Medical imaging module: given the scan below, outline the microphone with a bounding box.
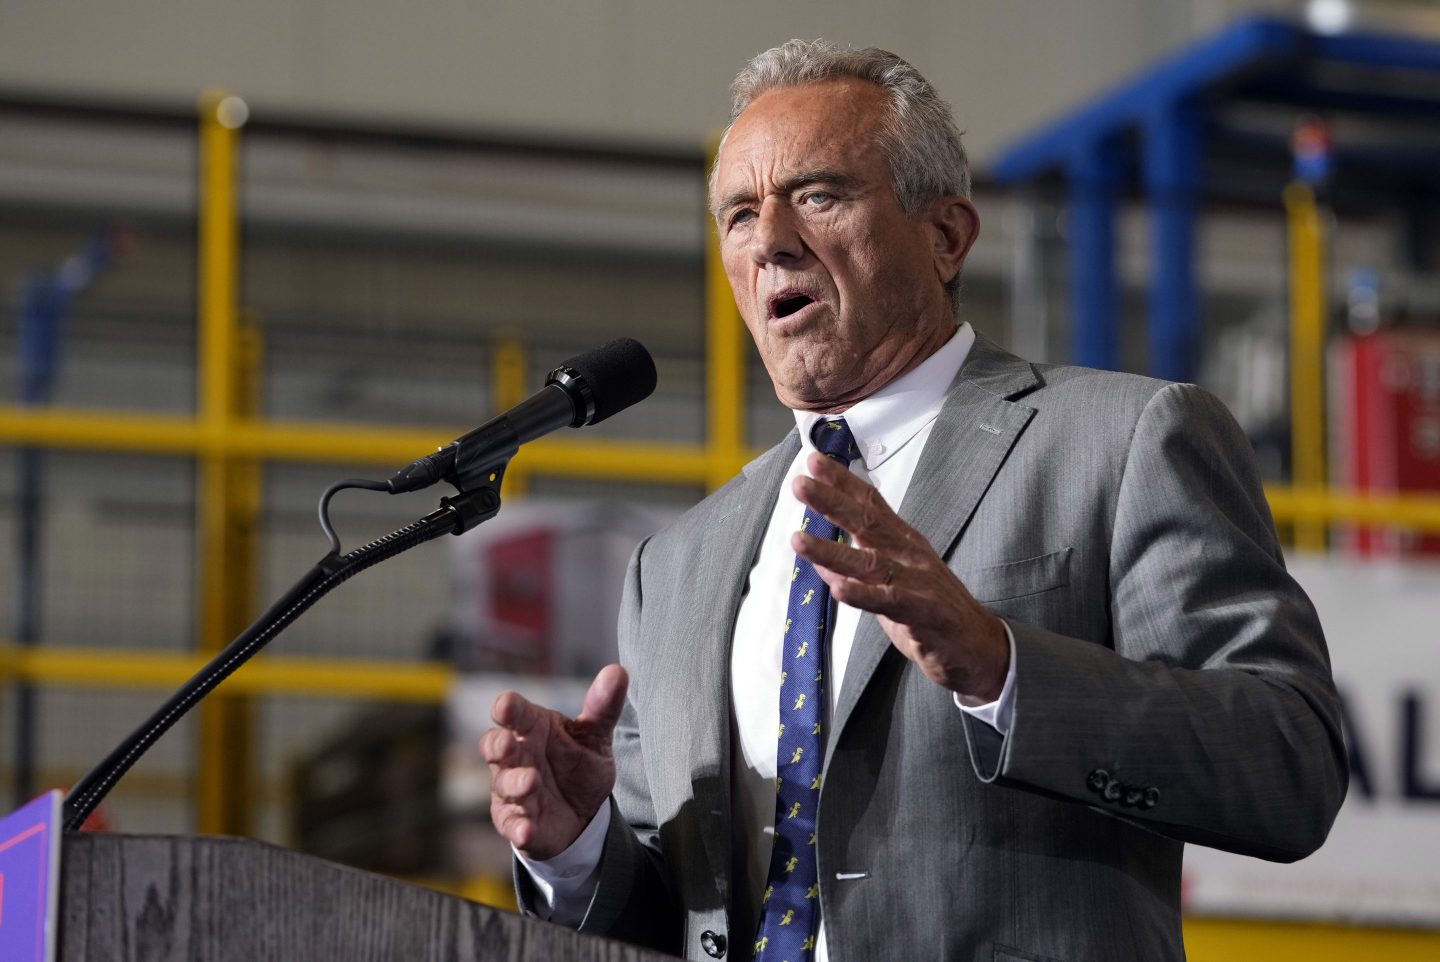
[387,337,656,494]
[64,340,657,831]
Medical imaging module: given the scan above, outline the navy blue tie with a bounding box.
[753,417,858,961]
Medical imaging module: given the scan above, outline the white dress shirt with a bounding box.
[519,323,1018,958]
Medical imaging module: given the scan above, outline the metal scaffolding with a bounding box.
[0,92,753,837]
[991,14,1440,548]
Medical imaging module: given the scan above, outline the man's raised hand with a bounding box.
[482,663,629,860]
[792,452,1009,705]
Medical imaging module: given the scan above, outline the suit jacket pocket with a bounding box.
[957,547,1071,604]
[994,945,1068,962]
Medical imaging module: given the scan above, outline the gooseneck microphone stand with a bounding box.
[61,467,507,831]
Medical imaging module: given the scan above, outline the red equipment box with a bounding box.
[1330,329,1440,556]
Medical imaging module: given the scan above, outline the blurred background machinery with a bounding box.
[2,2,1440,959]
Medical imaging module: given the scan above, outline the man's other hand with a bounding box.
[481,663,628,860]
[793,452,1008,705]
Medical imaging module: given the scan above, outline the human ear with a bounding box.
[929,196,979,284]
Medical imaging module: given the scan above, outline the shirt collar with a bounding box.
[794,322,975,471]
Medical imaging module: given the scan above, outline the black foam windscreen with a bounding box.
[556,337,657,425]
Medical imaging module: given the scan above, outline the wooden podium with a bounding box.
[59,833,681,961]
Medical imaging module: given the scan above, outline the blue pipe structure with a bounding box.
[991,15,1440,382]
[1064,138,1125,372]
[11,229,121,805]
[1142,98,1203,384]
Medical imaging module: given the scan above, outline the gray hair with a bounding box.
[710,39,972,310]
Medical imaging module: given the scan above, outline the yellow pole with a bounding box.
[198,91,245,427]
[196,90,255,836]
[705,134,749,490]
[222,317,265,828]
[1284,181,1328,552]
[493,335,529,498]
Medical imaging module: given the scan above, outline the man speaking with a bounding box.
[482,40,1347,962]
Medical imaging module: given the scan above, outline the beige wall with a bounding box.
[0,0,1251,166]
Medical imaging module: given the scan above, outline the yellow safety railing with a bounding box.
[0,643,455,702]
[0,96,755,839]
[1185,917,1440,961]
[1266,485,1440,532]
[0,407,722,480]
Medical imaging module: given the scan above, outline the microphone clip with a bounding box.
[449,422,518,496]
[386,402,524,496]
[439,460,507,535]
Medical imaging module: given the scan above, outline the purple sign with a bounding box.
[0,790,61,962]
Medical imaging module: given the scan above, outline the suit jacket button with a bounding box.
[1087,768,1109,793]
[1122,786,1143,807]
[1141,787,1161,810]
[701,930,727,958]
[1102,779,1123,803]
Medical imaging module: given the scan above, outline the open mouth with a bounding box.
[771,293,815,319]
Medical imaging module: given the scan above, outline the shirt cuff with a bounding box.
[953,620,1017,734]
[513,798,611,924]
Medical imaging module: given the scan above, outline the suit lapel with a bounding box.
[827,336,1041,763]
[681,432,801,898]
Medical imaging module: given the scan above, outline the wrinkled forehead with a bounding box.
[711,80,891,207]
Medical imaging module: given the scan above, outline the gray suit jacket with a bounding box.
[525,336,1347,962]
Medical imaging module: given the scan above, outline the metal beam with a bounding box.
[1263,486,1440,534]
[1065,137,1126,371]
[0,407,739,483]
[705,133,752,491]
[992,17,1301,183]
[1284,183,1329,552]
[0,644,454,702]
[1143,99,1205,383]
[195,90,256,837]
[1184,917,1440,959]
